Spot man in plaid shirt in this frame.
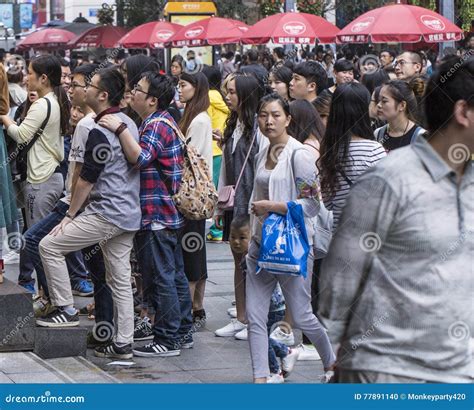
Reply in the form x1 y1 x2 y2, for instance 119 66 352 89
99 71 193 358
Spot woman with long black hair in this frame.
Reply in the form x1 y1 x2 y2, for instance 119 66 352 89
318 82 386 232
178 72 213 323
214 73 266 339
1 55 70 292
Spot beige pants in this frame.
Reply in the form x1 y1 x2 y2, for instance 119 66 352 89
39 213 136 344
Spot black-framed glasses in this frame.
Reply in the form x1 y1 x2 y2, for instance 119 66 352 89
70 82 87 90
85 82 105 92
393 60 417 67
132 84 155 98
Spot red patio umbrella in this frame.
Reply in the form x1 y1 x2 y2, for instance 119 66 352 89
241 12 339 45
18 28 76 50
168 17 249 47
337 4 464 43
117 21 183 48
68 25 128 48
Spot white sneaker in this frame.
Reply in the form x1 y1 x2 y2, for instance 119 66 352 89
297 343 321 361
234 327 248 341
267 372 284 383
215 319 246 337
320 370 335 383
3 250 19 264
270 326 295 346
282 347 300 377
227 307 237 318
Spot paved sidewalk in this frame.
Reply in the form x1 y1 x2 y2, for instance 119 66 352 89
2 240 324 383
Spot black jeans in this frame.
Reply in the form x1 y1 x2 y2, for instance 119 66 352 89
135 229 193 349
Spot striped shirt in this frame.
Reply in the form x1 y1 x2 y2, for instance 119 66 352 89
323 140 386 231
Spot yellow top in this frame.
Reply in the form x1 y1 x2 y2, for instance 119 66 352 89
207 89 229 157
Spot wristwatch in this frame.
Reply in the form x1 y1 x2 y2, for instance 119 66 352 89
65 211 75 220
115 122 128 137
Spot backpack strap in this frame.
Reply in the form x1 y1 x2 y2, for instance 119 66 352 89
375 124 388 143
411 126 424 143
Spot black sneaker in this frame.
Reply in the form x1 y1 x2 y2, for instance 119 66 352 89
134 317 154 341
36 309 79 328
87 331 113 348
132 341 180 357
94 342 133 359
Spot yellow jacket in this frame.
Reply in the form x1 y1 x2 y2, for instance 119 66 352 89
207 89 229 156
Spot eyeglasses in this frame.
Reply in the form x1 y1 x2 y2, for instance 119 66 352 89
85 83 105 92
70 82 87 90
394 60 417 67
132 84 155 98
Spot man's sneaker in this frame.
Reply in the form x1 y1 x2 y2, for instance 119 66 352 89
94 342 133 359
133 342 181 357
21 283 35 294
180 341 194 349
206 231 223 242
215 319 247 337
134 317 154 341
227 307 237 318
71 279 94 297
234 327 248 341
3 250 19 264
282 348 300 377
36 309 79 328
87 331 112 348
270 326 295 346
33 298 57 318
296 343 321 361
320 370 335 383
267 372 285 383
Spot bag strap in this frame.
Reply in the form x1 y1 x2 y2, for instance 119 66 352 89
339 167 353 186
20 97 51 155
375 125 387 143
234 125 258 190
146 116 185 196
411 126 424 143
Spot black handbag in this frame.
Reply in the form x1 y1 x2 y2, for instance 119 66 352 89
15 97 51 182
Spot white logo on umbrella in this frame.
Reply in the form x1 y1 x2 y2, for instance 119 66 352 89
421 15 445 31
155 30 173 41
283 22 306 35
185 26 204 38
351 17 375 33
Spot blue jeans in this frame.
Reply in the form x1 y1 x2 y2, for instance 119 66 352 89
82 245 114 325
23 200 89 297
135 229 193 349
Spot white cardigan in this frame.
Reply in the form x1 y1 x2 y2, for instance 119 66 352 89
186 111 213 177
249 137 320 244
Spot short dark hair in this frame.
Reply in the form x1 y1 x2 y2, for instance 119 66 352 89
7 70 23 84
293 61 328 93
361 68 390 95
273 47 285 60
141 71 176 110
97 67 125 107
73 63 99 82
380 49 396 59
334 59 354 73
225 51 234 60
247 49 258 63
398 51 422 65
424 56 474 133
230 215 250 231
202 65 222 91
58 57 70 68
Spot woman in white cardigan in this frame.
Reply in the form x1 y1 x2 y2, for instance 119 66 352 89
178 72 213 323
246 93 336 383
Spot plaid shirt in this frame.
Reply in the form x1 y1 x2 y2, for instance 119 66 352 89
136 110 184 230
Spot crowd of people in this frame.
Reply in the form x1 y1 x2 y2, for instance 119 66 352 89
0 34 472 384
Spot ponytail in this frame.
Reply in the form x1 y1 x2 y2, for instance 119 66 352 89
53 85 71 135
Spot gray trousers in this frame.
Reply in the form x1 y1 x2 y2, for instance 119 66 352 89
23 173 64 228
246 240 336 378
39 213 135 344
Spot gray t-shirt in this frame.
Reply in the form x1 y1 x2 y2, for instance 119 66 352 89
80 112 141 231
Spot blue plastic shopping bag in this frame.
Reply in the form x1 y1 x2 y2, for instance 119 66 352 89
257 201 310 277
